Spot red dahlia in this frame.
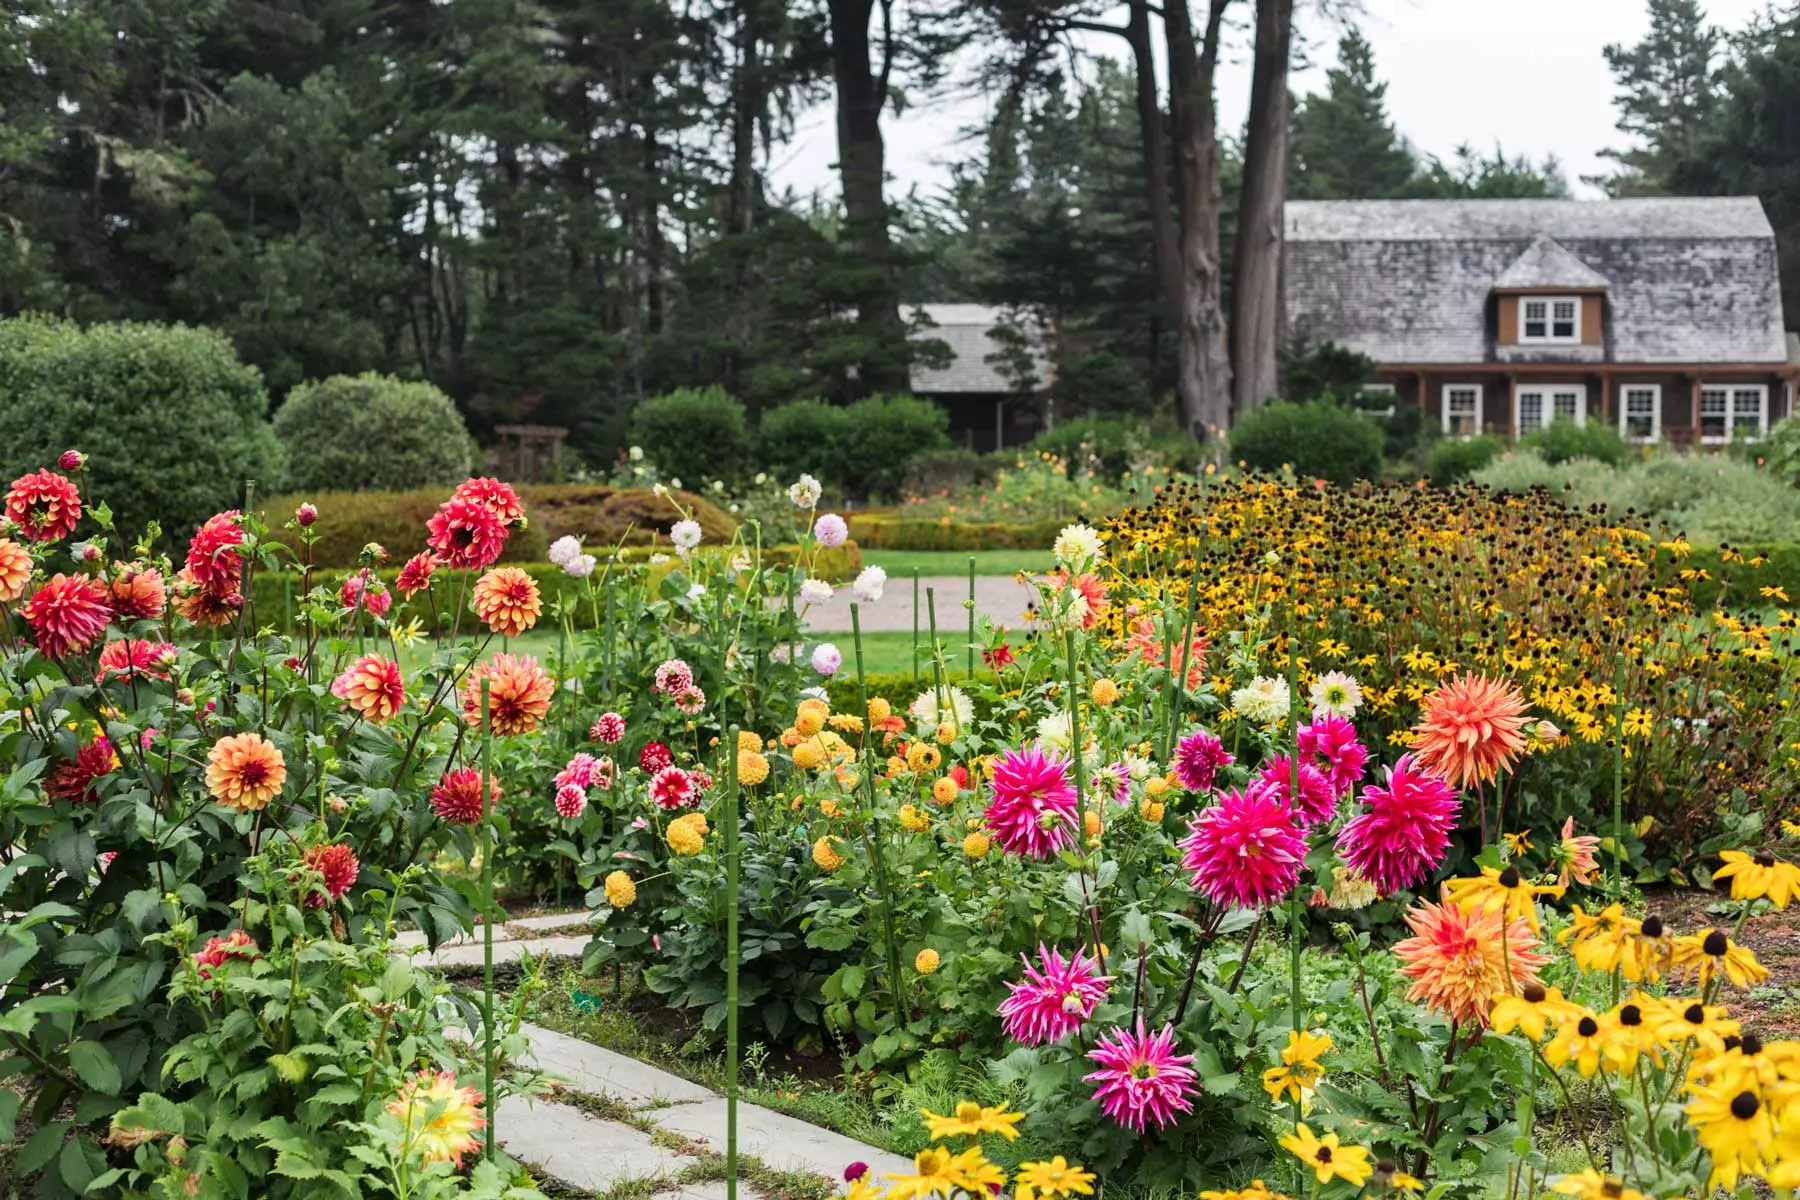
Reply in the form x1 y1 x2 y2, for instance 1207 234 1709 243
184 511 246 597
46 737 117 803
639 741 673 773
20 573 111 658
300 843 360 908
4 469 81 543
431 768 502 825
426 498 507 570
396 552 436 598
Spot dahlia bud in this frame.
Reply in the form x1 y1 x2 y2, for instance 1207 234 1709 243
360 542 390 566
58 450 85 472
329 795 348 814
1060 991 1085 1014
75 541 102 565
296 503 318 527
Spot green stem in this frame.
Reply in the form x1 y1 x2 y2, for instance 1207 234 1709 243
481 676 496 1162
724 728 741 1200
853 605 910 1026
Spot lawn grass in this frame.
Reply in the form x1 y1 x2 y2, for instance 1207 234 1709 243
858 549 1048 578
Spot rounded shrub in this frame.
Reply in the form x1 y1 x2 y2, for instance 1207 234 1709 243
273 373 472 492
629 387 754 486
759 399 851 484
1031 415 1149 481
1426 434 1505 485
836 394 950 499
1522 418 1626 466
0 315 284 541
1228 401 1384 486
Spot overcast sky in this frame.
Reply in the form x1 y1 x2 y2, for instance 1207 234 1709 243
768 0 1771 202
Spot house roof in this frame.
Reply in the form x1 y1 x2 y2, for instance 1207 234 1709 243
908 304 1051 395
1284 198 1788 365
1492 235 1612 291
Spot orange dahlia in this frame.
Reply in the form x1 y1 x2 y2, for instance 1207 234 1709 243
430 767 501 824
330 655 406 722
19 573 112 658
462 653 553 736
471 567 541 638
107 563 167 621
387 1069 485 1166
172 568 241 627
0 538 32 602
205 732 287 812
1393 896 1546 1027
97 638 177 682
1411 672 1529 789
4 469 81 542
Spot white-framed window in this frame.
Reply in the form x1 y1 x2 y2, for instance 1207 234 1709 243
1619 384 1661 444
1442 384 1483 437
1358 381 1397 418
1514 384 1586 436
1700 384 1768 444
1519 295 1582 344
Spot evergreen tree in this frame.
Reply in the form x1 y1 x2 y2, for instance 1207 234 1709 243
1410 144 1570 199
1596 0 1720 195
1289 29 1415 200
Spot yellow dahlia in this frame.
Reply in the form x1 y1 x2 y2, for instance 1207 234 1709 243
914 947 940 975
604 871 636 909
736 750 769 787
387 1069 485 1167
205 732 287 812
812 836 845 872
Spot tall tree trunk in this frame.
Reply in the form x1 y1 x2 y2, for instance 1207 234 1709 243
643 127 666 336
829 0 908 394
727 1 762 237
1125 0 1180 312
1231 0 1293 418
1163 0 1234 442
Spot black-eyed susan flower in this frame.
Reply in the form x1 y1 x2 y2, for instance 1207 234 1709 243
1714 849 1800 908
1544 1011 1611 1076
1491 982 1584 1041
919 1101 1021 1141
1670 928 1769 990
1014 1157 1096 1200
1559 904 1632 974
1261 1029 1332 1103
1684 1078 1773 1189
1657 999 1741 1054
1549 1168 1655 1200
1279 1123 1372 1187
1443 865 1564 933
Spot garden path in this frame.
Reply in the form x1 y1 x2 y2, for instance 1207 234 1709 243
800 574 1039 633
407 916 913 1198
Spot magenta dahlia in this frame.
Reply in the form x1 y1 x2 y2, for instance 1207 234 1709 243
983 745 1079 860
997 944 1111 1046
1083 1021 1200 1133
1335 753 1460 895
1298 714 1368 797
1179 786 1306 910
1172 728 1232 793
556 752 603 792
1252 755 1337 827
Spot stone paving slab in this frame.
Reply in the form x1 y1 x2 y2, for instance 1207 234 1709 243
671 1182 737 1200
498 1095 683 1190
524 1023 716 1107
395 911 589 950
649 1098 915 1181
432 934 589 969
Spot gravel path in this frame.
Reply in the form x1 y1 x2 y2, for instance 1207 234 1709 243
798 574 1039 633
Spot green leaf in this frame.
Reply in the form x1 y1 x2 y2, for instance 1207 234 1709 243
0 1088 19 1143
67 1041 120 1095
58 1134 105 1192
840 964 866 998
17 1120 67 1174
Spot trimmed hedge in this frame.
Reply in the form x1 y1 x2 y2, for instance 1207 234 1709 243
848 514 1063 551
522 484 734 549
274 373 473 492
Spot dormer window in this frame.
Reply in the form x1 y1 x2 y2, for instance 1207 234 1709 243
1520 296 1580 343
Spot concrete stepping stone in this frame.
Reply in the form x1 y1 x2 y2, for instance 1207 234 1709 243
394 911 588 950
522 1023 716 1107
649 1098 915 1181
498 1095 682 1191
432 934 588 968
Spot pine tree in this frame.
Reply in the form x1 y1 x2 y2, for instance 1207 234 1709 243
1595 0 1720 195
1289 29 1415 200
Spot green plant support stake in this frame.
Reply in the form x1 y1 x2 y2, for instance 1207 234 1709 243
724 728 741 1200
481 676 497 1161
912 568 920 686
283 572 292 636
926 588 952 738
1283 588 1303 1131
967 556 976 679
1613 653 1626 901
853 604 910 1026
603 574 615 696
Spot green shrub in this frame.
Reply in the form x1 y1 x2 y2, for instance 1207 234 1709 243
836 394 951 499
1757 415 1800 486
1427 434 1505 485
1031 415 1148 481
901 448 994 497
1228 401 1384 486
273 372 472 492
629 387 754 486
758 399 851 484
0 314 284 540
1522 418 1627 466
849 514 1063 551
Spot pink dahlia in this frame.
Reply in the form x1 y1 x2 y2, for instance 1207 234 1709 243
590 712 626 744
97 638 176 682
1173 728 1232 793
998 944 1111 1046
673 685 706 716
983 745 1079 860
1083 1021 1199 1133
340 570 393 618
299 843 359 909
426 497 507 570
1098 762 1131 806
640 742 673 773
451 477 525 526
20 573 112 659
184 511 246 598
654 659 694 696
1179 786 1306 910
555 784 588 819
651 766 695 810
1335 754 1460 895
1252 755 1337 827
1297 715 1368 797
555 753 603 792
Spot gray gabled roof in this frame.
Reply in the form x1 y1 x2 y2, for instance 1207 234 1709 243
908 304 1051 395
1492 235 1611 290
1284 197 1788 365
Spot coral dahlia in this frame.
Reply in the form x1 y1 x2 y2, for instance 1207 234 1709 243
1083 1022 1200 1134
395 552 437 598
0 538 32 603
983 745 1079 860
1335 754 1460 895
193 928 259 979
184 511 246 597
4 469 81 542
431 768 500 824
98 638 177 682
106 563 166 621
450 477 525 526
1393 896 1546 1027
387 1069 486 1167
472 566 541 637
426 497 508 570
461 653 553 736
1297 714 1368 797
998 944 1111 1046
1179 786 1306 910
299 843 359 908
172 568 240 627
1172 728 1232 793
20 573 112 659
331 655 406 722
205 732 287 812
1412 672 1530 789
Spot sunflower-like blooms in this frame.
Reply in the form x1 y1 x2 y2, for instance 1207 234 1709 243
1490 982 1585 1042
461 653 553 736
426 496 508 570
1713 849 1800 909
470 566 541 638
651 765 696 810
20 573 111 659
97 638 176 682
1670 928 1770 991
299 843 359 908
1173 728 1232 793
1392 896 1546 1027
47 737 117 803
4 469 81 542
1411 672 1529 789
184 511 246 597
107 563 166 621
451 477 525 526
1685 1076 1773 1190
998 944 1111 1046
983 745 1079 860
395 552 437 598
1442 865 1565 933
1296 715 1367 797
205 732 287 812
1252 756 1337 827
331 655 406 722
387 1069 486 1167
1179 786 1306 910
1083 1021 1199 1134
1335 754 1460 896
0 538 32 603
1279 1124 1373 1188
431 767 500 824
1262 1029 1333 1103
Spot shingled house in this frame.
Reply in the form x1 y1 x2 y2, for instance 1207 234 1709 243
909 304 1052 451
1284 198 1798 446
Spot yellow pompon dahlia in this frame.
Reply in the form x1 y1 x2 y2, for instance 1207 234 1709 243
1550 1170 1655 1200
962 832 990 858
914 947 940 975
666 814 706 856
795 699 829 737
736 750 770 787
1670 928 1769 990
1091 678 1119 707
603 871 636 909
205 732 287 812
736 730 763 753
471 566 542 638
812 835 845 872
793 740 825 770
1490 983 1584 1042
387 1069 485 1167
0 538 32 603
1014 1157 1096 1200
1392 897 1546 1027
1279 1123 1372 1188
1685 1077 1773 1190
931 776 959 806
920 1100 1022 1141
462 653 553 737
1714 849 1800 909
906 742 942 772
330 655 406 722
1410 672 1529 788
899 804 929 833
1442 865 1564 933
